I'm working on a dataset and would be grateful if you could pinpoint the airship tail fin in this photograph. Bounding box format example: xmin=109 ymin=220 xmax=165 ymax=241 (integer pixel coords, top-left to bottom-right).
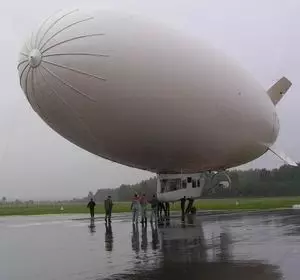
xmin=267 ymin=77 xmax=292 ymax=105
xmin=268 ymin=145 xmax=298 ymax=167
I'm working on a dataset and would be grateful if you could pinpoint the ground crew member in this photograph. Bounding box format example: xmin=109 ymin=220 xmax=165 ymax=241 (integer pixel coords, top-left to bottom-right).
xmin=140 ymin=193 xmax=148 ymax=224
xmin=150 ymin=194 xmax=158 ymax=223
xmin=87 ymin=198 xmax=96 ymax=218
xmin=165 ymin=202 xmax=170 ymax=218
xmin=186 ymin=198 xmax=194 ymax=214
xmin=131 ymin=193 xmax=140 ymax=223
xmin=180 ymin=196 xmax=186 ymax=216
xmin=104 ymin=195 xmax=113 ymax=223
xmin=158 ymin=201 xmax=166 ymax=222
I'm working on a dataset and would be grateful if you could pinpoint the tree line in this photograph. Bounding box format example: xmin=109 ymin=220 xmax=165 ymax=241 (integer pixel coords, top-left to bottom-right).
xmin=87 ymin=164 xmax=300 ymax=202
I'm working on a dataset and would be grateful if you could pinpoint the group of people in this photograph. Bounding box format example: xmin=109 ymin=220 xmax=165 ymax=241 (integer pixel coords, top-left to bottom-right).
xmin=130 ymin=193 xmax=169 ymax=224
xmin=131 ymin=193 xmax=196 ymax=224
xmin=86 ymin=193 xmax=196 ymax=223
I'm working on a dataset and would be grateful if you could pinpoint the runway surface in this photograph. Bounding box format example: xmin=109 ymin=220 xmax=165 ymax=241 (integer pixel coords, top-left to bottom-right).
xmin=1 ymin=210 xmax=300 ymax=280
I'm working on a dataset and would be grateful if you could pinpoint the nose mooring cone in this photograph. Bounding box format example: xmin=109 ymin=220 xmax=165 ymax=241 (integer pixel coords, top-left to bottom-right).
xmin=28 ymin=49 xmax=42 ymax=68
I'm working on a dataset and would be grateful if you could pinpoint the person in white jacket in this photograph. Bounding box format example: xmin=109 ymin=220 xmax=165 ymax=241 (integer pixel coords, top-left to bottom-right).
xmin=131 ymin=193 xmax=140 ymax=223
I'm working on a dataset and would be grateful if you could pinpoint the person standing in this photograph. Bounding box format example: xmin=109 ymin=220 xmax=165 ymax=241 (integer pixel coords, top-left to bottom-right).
xmin=131 ymin=193 xmax=140 ymax=223
xmin=87 ymin=198 xmax=96 ymax=218
xmin=104 ymin=195 xmax=113 ymax=223
xmin=158 ymin=201 xmax=166 ymax=222
xmin=165 ymin=202 xmax=170 ymax=218
xmin=150 ymin=194 xmax=158 ymax=223
xmin=180 ymin=196 xmax=186 ymax=216
xmin=186 ymin=198 xmax=194 ymax=214
xmin=140 ymin=193 xmax=148 ymax=224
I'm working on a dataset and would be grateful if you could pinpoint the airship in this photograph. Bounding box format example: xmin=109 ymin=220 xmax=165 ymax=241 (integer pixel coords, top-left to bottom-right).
xmin=18 ymin=8 xmax=296 ymax=202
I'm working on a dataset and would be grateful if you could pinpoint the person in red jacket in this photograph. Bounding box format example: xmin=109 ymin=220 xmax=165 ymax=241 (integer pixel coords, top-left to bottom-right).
xmin=140 ymin=193 xmax=148 ymax=224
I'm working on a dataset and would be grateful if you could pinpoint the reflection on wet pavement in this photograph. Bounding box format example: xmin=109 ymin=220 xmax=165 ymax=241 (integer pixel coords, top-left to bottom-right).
xmin=105 ymin=222 xmax=113 ymax=252
xmin=2 ymin=210 xmax=300 ymax=280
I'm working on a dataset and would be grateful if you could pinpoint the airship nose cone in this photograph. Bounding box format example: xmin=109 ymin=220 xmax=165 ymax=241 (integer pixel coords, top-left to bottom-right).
xmin=28 ymin=49 xmax=42 ymax=68
xmin=18 ymin=42 xmax=44 ymax=110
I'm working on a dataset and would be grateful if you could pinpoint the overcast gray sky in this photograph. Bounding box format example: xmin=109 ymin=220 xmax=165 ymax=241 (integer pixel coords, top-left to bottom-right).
xmin=0 ymin=0 xmax=299 ymax=200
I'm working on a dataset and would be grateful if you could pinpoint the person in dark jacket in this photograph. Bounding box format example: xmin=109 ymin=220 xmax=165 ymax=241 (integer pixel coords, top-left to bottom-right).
xmin=180 ymin=196 xmax=186 ymax=216
xmin=150 ymin=194 xmax=158 ymax=223
xmin=158 ymin=201 xmax=166 ymax=222
xmin=165 ymin=202 xmax=170 ymax=218
xmin=185 ymin=198 xmax=194 ymax=214
xmin=87 ymin=198 xmax=96 ymax=218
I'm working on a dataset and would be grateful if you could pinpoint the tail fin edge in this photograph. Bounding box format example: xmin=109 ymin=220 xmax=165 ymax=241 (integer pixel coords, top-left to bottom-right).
xmin=267 ymin=76 xmax=292 ymax=105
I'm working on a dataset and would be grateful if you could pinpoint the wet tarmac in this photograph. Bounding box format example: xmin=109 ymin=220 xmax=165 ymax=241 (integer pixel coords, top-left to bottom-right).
xmin=1 ymin=210 xmax=300 ymax=280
